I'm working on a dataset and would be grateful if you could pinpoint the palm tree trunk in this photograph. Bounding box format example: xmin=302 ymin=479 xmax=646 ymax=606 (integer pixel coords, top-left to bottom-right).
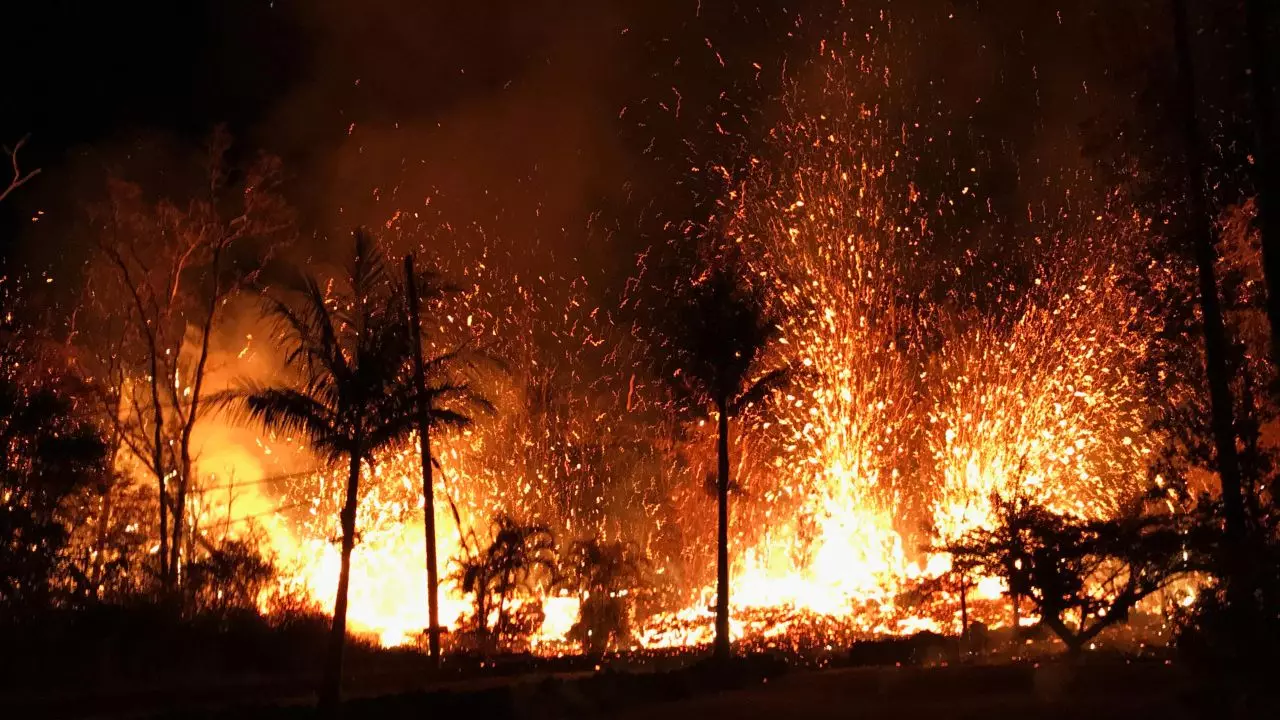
xmin=404 ymin=255 xmax=442 ymax=666
xmin=1171 ymin=0 xmax=1248 ymax=582
xmin=419 ymin=428 xmax=441 ymax=661
xmin=320 ymin=448 xmax=363 ymax=708
xmin=495 ymin=566 xmax=513 ymax=651
xmin=475 ymin=575 xmax=489 ymax=647
xmin=714 ymin=401 xmax=731 ymax=661
xmin=1246 ymin=0 xmax=1280 ymax=372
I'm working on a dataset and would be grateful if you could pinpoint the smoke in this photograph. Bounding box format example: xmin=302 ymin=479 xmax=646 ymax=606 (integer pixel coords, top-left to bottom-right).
xmin=254 ymin=0 xmax=644 ymax=286
xmin=4 ymin=0 xmax=1231 ymax=645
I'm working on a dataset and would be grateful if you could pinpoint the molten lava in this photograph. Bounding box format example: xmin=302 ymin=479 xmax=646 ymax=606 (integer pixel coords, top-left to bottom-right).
xmin=191 ymin=24 xmax=1166 ymax=654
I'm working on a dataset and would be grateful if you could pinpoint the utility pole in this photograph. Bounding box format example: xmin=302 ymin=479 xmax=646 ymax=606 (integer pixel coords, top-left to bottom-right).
xmin=405 ymin=254 xmax=442 ymax=666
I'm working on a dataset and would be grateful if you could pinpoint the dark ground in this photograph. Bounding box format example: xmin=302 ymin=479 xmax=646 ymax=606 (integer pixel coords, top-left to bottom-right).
xmin=607 ymin=663 xmax=1201 ymax=720
xmin=127 ymin=659 xmax=1220 ymax=720
xmin=10 ymin=649 xmax=1227 ymax=719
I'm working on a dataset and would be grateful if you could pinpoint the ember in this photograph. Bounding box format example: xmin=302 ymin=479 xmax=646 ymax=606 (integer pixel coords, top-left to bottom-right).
xmin=3 ymin=1 xmax=1277 ymax=714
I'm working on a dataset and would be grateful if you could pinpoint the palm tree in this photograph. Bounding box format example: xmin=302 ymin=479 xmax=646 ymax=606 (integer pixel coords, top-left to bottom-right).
xmin=402 ymin=253 xmax=493 ymax=665
xmin=452 ymin=514 xmax=558 ymax=652
xmin=220 ymin=229 xmax=416 ymax=707
xmin=659 ymin=257 xmax=792 ymax=661
xmin=561 ymin=538 xmax=645 ymax=653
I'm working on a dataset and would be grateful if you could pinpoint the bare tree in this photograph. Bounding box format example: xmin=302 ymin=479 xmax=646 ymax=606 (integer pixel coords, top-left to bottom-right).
xmin=79 ymin=127 xmax=290 ymax=593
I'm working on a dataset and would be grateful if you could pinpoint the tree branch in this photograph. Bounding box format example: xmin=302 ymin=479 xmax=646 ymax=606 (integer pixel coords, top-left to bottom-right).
xmin=0 ymin=135 xmax=41 ymax=204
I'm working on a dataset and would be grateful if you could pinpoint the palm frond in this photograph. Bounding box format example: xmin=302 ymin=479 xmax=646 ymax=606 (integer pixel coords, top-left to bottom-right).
xmin=234 ymin=384 xmax=347 ymax=459
xmin=730 ymin=366 xmax=796 ymax=417
xmin=660 ymin=254 xmax=784 ymax=411
xmin=349 ymin=228 xmax=389 ymax=304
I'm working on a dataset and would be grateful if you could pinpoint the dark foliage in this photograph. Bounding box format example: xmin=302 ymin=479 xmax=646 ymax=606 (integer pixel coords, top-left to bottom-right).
xmin=656 ymin=252 xmax=793 ymax=661
xmin=452 ymin=514 xmax=559 ymax=653
xmin=846 ymin=632 xmax=958 ymax=667
xmin=0 ymin=349 xmax=109 ymax=613
xmin=1175 ymin=490 xmax=1280 ymax=715
xmin=182 ymin=537 xmax=277 ymax=617
xmin=560 ymin=538 xmax=647 ymax=653
xmin=945 ymin=495 xmax=1191 ymax=655
xmin=657 ymin=257 xmax=788 ymax=420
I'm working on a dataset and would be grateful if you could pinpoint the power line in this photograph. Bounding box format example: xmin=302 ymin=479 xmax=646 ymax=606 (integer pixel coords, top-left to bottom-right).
xmin=191 ymin=469 xmax=321 ymax=494
xmin=221 ymin=500 xmax=313 ymax=526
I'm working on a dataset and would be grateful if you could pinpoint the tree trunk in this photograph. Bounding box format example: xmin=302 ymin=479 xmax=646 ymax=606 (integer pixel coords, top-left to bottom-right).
xmin=1246 ymin=0 xmax=1280 ymax=372
xmin=149 ymin=364 xmax=170 ymax=592
xmin=475 ymin=575 xmax=489 ymax=649
xmin=713 ymin=401 xmax=731 ymax=661
xmin=96 ymin=391 xmax=125 ymax=597
xmin=1171 ymin=0 xmax=1248 ymax=582
xmin=169 ymin=476 xmax=186 ymax=590
xmin=495 ymin=566 xmax=513 ymax=652
xmin=958 ymin=573 xmax=969 ymax=651
xmin=1011 ymin=593 xmax=1020 ymax=643
xmin=171 ymin=247 xmax=222 ymax=592
xmin=93 ymin=480 xmax=114 ymax=597
xmin=404 ymin=255 xmax=442 ymax=666
xmin=320 ymin=448 xmax=363 ymax=708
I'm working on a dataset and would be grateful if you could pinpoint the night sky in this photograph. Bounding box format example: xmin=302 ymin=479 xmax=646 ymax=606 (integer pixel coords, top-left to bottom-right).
xmin=0 ymin=1 xmax=1259 ymax=279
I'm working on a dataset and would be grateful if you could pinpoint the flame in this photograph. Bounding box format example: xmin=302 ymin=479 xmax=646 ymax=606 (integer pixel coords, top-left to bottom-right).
xmin=176 ymin=21 xmax=1161 ymax=653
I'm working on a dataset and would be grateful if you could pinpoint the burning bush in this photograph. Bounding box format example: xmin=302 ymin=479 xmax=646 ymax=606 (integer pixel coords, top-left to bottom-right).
xmin=451 ymin=514 xmax=559 ymax=653
xmin=560 ymin=538 xmax=648 ymax=653
xmin=945 ymin=494 xmax=1193 ymax=655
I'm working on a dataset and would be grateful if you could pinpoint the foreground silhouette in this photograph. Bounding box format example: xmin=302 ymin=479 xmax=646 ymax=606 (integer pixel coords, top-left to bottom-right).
xmin=220 ymin=230 xmax=420 ymax=707
xmin=659 ymin=255 xmax=793 ymax=661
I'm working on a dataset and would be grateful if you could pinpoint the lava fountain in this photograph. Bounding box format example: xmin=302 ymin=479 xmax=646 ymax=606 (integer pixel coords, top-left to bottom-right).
xmin=237 ymin=28 xmax=1161 ymax=652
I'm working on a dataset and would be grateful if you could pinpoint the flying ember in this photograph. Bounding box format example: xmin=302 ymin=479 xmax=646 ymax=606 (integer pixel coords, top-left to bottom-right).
xmin=228 ymin=35 xmax=1159 ymax=652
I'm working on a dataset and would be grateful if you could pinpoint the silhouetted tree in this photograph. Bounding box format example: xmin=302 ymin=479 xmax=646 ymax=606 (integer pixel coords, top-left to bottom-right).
xmin=0 ymin=344 xmax=108 ymax=613
xmin=560 ymin=538 xmax=646 ymax=653
xmin=182 ymin=534 xmax=276 ymax=617
xmin=402 ymin=253 xmax=493 ymax=666
xmin=1171 ymin=0 xmax=1249 ymax=596
xmin=1245 ymin=0 xmax=1280 ymax=372
xmin=946 ymin=496 xmax=1190 ymax=656
xmin=658 ymin=256 xmax=792 ymax=661
xmin=1177 ymin=495 xmax=1280 ymax=715
xmin=219 ymin=229 xmax=416 ymax=707
xmin=452 ymin=514 xmax=557 ymax=653
xmin=83 ymin=127 xmax=290 ymax=593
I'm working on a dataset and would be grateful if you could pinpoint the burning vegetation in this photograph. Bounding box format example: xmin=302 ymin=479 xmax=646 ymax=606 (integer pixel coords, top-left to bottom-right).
xmin=2 ymin=1 xmax=1280 ymax=715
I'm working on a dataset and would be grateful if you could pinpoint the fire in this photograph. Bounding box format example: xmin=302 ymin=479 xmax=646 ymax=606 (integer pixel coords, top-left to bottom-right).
xmin=255 ymin=436 xmax=580 ymax=649
xmin=183 ymin=23 xmax=1163 ymax=654
xmin=926 ymin=260 xmax=1155 ymax=543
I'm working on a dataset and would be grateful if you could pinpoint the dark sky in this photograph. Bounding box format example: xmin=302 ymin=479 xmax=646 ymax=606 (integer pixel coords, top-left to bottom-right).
xmin=0 ymin=0 xmax=1259 ymax=280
